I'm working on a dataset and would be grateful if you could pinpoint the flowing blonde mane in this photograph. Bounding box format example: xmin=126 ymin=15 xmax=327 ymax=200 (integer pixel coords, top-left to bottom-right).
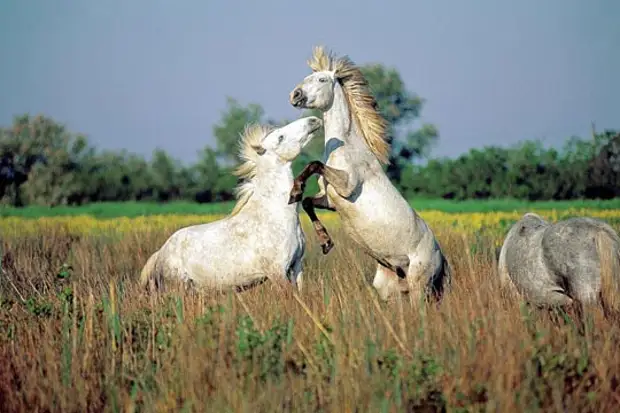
xmin=308 ymin=46 xmax=390 ymax=165
xmin=230 ymin=123 xmax=275 ymax=216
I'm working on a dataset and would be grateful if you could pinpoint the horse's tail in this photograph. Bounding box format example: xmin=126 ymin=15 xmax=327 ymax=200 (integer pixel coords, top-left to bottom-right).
xmin=595 ymin=226 xmax=620 ymax=311
xmin=139 ymin=250 xmax=160 ymax=290
xmin=430 ymin=250 xmax=453 ymax=301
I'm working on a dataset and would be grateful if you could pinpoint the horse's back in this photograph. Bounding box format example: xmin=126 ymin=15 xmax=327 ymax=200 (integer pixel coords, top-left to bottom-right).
xmin=541 ymin=218 xmax=605 ymax=275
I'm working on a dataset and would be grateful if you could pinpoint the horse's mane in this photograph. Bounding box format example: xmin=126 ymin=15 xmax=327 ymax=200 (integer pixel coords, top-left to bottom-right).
xmin=230 ymin=123 xmax=275 ymax=216
xmin=308 ymin=46 xmax=390 ymax=165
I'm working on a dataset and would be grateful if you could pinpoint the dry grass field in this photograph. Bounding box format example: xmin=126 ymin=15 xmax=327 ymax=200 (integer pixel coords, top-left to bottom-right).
xmin=1 ymin=210 xmax=620 ymax=412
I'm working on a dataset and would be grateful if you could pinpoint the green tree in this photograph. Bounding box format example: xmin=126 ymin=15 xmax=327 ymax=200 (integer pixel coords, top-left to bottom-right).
xmin=212 ymin=97 xmax=268 ymax=164
xmin=586 ymin=130 xmax=620 ymax=199
xmin=150 ymin=149 xmax=184 ymax=201
xmin=192 ymin=147 xmax=226 ymax=202
xmin=0 ymin=114 xmax=89 ymax=206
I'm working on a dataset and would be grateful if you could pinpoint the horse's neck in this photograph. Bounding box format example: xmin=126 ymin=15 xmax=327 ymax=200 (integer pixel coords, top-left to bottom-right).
xmin=323 ymin=83 xmax=366 ymax=161
xmin=247 ymin=165 xmax=298 ymax=217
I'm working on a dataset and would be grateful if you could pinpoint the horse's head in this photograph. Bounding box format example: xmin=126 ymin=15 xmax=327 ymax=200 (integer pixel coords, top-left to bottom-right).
xmin=255 ymin=116 xmax=323 ymax=163
xmin=290 ymin=70 xmax=337 ymax=111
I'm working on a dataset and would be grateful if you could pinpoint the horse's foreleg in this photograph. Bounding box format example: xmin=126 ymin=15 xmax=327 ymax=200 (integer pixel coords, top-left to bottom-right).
xmin=302 ymin=194 xmax=335 ymax=255
xmin=288 ymin=161 xmax=356 ymax=204
xmin=288 ymin=161 xmax=323 ymax=204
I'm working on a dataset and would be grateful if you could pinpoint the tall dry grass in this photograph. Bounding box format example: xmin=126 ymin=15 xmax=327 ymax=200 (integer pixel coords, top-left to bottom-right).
xmin=0 ymin=223 xmax=619 ymax=412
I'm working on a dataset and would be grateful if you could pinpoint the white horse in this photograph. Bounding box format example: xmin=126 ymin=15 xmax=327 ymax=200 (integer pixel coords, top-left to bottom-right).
xmin=498 ymin=212 xmax=620 ymax=312
xmin=287 ymin=46 xmax=451 ymax=302
xmin=139 ymin=116 xmax=323 ymax=292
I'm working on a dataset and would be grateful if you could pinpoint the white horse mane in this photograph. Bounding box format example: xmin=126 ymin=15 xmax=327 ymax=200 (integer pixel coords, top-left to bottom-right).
xmin=230 ymin=123 xmax=276 ymax=216
xmin=308 ymin=45 xmax=391 ymax=165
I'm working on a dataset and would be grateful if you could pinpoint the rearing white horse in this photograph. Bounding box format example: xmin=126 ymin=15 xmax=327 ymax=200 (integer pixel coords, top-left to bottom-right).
xmin=139 ymin=116 xmax=323 ymax=292
xmin=287 ymin=46 xmax=452 ymax=302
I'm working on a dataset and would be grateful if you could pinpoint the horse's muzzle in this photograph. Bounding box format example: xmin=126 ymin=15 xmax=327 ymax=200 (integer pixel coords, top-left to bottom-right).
xmin=290 ymin=88 xmax=306 ymax=108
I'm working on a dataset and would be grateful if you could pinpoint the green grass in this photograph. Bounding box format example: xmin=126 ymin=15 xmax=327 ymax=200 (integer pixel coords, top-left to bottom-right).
xmin=1 ymin=197 xmax=620 ymax=219
xmin=408 ymin=197 xmax=620 ymax=213
xmin=0 ymin=201 xmax=235 ymax=219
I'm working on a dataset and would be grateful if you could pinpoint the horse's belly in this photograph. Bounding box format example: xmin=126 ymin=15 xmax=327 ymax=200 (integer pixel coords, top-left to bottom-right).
xmin=337 ymin=216 xmax=409 ymax=267
xmin=163 ymin=243 xmax=286 ymax=289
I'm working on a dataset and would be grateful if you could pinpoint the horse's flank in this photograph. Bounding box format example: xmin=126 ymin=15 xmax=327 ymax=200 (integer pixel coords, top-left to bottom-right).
xmin=308 ymin=46 xmax=390 ymax=165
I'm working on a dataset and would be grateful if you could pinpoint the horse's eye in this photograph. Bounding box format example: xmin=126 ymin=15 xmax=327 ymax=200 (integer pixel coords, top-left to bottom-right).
xmin=319 ymin=77 xmax=327 ymax=83
xmin=278 ymin=135 xmax=284 ymax=143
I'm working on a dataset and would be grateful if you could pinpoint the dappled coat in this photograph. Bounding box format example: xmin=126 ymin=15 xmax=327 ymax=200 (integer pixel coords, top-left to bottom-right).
xmin=498 ymin=212 xmax=620 ymax=307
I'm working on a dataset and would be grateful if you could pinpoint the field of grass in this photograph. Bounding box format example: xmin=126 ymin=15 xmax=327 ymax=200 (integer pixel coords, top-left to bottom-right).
xmin=3 ymin=197 xmax=620 ymax=218
xmin=1 ymin=204 xmax=620 ymax=411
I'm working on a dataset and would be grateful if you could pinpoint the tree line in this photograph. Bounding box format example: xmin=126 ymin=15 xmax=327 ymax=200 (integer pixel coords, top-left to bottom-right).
xmin=1 ymin=63 xmax=618 ymax=207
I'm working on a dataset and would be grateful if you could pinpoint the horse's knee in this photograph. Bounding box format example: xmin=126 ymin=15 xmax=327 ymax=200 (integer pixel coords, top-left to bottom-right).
xmin=405 ymin=257 xmax=427 ymax=288
xmin=406 ymin=253 xmax=448 ymax=303
xmin=372 ymin=265 xmax=401 ymax=301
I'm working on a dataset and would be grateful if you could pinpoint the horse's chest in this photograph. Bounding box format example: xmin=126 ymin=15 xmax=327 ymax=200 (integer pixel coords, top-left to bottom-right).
xmin=269 ymin=221 xmax=304 ymax=256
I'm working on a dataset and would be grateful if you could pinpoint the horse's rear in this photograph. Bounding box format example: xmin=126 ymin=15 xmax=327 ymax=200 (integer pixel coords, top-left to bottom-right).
xmin=501 ymin=214 xmax=620 ymax=309
xmin=499 ymin=214 xmax=574 ymax=306
xmin=542 ymin=217 xmax=620 ymax=309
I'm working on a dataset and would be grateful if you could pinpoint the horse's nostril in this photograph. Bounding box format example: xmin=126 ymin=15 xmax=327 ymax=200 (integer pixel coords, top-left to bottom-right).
xmin=293 ymin=89 xmax=302 ymax=100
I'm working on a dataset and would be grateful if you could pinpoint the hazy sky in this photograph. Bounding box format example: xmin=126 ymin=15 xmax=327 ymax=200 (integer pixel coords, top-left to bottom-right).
xmin=1 ymin=0 xmax=618 ymax=163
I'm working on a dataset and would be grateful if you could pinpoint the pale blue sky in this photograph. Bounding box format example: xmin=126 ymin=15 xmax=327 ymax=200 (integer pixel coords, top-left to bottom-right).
xmin=0 ymin=0 xmax=618 ymax=163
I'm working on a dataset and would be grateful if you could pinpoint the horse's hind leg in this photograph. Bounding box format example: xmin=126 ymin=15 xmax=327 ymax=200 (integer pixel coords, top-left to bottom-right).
xmin=405 ymin=235 xmax=444 ymax=306
xmin=404 ymin=257 xmax=431 ymax=307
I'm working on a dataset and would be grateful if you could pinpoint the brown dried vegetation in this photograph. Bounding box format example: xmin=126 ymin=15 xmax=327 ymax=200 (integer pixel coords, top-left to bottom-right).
xmin=0 ymin=225 xmax=619 ymax=412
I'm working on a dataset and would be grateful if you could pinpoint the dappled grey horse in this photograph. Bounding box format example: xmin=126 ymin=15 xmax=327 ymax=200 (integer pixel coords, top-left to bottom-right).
xmin=139 ymin=116 xmax=322 ymax=292
xmin=498 ymin=212 xmax=620 ymax=310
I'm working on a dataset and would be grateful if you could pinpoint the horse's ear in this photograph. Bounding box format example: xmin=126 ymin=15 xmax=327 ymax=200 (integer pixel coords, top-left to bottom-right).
xmin=251 ymin=145 xmax=266 ymax=155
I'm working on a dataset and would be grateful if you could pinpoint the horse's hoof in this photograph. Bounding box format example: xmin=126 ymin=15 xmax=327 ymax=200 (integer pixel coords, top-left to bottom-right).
xmin=288 ymin=192 xmax=302 ymax=204
xmin=321 ymin=240 xmax=334 ymax=255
